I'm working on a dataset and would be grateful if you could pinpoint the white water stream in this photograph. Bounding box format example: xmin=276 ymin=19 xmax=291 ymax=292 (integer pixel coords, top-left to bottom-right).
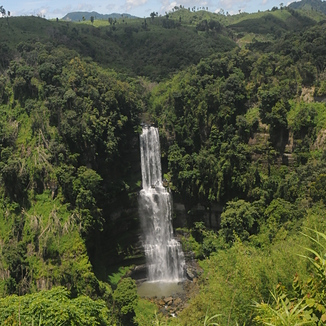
xmin=139 ymin=126 xmax=185 ymax=282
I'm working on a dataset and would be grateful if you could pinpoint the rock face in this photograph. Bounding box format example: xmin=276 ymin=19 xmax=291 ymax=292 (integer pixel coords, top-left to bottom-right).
xmin=186 ymin=267 xmax=196 ymax=280
xmin=128 ymin=264 xmax=147 ymax=282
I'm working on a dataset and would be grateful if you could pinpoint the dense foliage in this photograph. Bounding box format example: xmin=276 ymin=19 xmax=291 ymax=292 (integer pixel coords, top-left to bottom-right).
xmin=0 ymin=39 xmax=142 ymax=303
xmin=0 ymin=3 xmax=326 ymax=325
xmin=0 ymin=287 xmax=110 ymax=325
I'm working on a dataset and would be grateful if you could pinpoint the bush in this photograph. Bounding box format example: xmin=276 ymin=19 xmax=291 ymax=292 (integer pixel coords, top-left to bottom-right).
xmin=113 ymin=278 xmax=138 ymax=325
xmin=0 ymin=287 xmax=110 ymax=325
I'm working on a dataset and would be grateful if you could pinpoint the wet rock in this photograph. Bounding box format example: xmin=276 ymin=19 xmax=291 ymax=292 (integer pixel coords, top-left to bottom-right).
xmin=137 ymin=272 xmax=201 ymax=317
xmin=164 ymin=296 xmax=173 ymax=305
xmin=174 ymin=297 xmax=182 ymax=306
xmin=129 ymin=264 xmax=147 ymax=281
xmin=186 ymin=267 xmax=196 ymax=280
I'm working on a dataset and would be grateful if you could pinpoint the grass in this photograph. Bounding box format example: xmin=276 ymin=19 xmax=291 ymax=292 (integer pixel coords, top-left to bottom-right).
xmin=15 ymin=110 xmax=33 ymax=147
xmin=228 ymin=10 xmax=305 ymax=35
xmin=134 ymin=299 xmax=162 ymax=326
xmin=225 ymin=8 xmax=318 ymax=27
xmin=236 ymin=33 xmax=272 ymax=47
xmin=26 ymin=191 xmax=70 ymax=224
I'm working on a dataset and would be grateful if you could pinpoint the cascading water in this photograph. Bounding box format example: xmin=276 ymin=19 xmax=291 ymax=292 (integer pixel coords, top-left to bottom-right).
xmin=139 ymin=126 xmax=185 ymax=282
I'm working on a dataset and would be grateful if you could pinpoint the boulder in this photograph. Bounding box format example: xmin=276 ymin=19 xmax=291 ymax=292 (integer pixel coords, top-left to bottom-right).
xmin=186 ymin=268 xmax=196 ymax=280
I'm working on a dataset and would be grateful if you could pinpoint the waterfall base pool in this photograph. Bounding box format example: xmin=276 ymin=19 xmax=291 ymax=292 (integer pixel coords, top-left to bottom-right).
xmin=137 ymin=281 xmax=185 ymax=298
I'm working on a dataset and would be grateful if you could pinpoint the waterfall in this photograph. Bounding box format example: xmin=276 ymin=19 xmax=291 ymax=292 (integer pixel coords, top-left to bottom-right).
xmin=139 ymin=126 xmax=185 ymax=282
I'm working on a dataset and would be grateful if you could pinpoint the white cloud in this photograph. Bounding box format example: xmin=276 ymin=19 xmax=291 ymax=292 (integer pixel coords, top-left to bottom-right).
xmin=40 ymin=7 xmax=48 ymax=15
xmin=16 ymin=5 xmax=48 ymax=17
xmin=125 ymin=0 xmax=148 ymax=11
xmin=51 ymin=5 xmax=72 ymax=15
xmin=217 ymin=0 xmax=250 ymax=11
xmin=25 ymin=1 xmax=47 ymax=5
xmin=168 ymin=1 xmax=178 ymax=10
xmin=22 ymin=5 xmax=49 ymax=17
xmin=106 ymin=4 xmax=117 ymax=11
xmin=49 ymin=3 xmax=95 ymax=18
xmin=218 ymin=0 xmax=235 ymax=10
xmin=76 ymin=3 xmax=93 ymax=11
xmin=49 ymin=3 xmax=92 ymax=18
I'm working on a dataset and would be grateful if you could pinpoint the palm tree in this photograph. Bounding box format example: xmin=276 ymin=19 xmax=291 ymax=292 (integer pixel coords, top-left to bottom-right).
xmin=150 ymin=12 xmax=156 ymax=21
xmin=0 ymin=6 xmax=6 ymax=17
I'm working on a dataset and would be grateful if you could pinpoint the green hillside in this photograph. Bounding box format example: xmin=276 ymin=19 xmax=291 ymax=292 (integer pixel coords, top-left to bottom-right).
xmin=289 ymin=0 xmax=326 ymax=14
xmin=0 ymin=15 xmax=236 ymax=81
xmin=0 ymin=4 xmax=326 ymax=325
xmin=228 ymin=9 xmax=315 ymax=34
xmin=62 ymin=11 xmax=139 ymax=21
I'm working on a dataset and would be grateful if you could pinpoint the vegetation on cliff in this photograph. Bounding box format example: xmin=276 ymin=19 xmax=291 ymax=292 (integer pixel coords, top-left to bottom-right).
xmin=0 ymin=2 xmax=326 ymax=324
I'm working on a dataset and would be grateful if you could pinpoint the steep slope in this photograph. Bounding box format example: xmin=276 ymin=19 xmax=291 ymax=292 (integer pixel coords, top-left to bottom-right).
xmin=228 ymin=9 xmax=317 ymax=35
xmin=289 ymin=0 xmax=326 ymax=14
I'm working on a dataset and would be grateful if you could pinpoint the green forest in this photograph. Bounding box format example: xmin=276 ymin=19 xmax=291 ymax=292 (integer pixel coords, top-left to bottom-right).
xmin=0 ymin=2 xmax=326 ymax=325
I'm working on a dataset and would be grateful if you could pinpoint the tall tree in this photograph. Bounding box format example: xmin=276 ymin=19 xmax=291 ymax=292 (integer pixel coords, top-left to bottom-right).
xmin=0 ymin=5 xmax=6 ymax=17
xmin=150 ymin=11 xmax=156 ymax=21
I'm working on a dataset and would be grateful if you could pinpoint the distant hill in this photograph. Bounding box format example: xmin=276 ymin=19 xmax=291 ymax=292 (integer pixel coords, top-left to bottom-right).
xmin=289 ymin=0 xmax=326 ymax=14
xmin=61 ymin=11 xmax=139 ymax=21
xmin=0 ymin=15 xmax=235 ymax=81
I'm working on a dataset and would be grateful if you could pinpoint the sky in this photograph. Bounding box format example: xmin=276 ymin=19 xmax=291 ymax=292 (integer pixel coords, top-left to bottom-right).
xmin=2 ymin=0 xmax=296 ymax=19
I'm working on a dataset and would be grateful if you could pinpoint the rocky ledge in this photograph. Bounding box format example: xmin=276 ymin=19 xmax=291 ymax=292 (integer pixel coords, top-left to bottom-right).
xmin=147 ymin=278 xmax=200 ymax=317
